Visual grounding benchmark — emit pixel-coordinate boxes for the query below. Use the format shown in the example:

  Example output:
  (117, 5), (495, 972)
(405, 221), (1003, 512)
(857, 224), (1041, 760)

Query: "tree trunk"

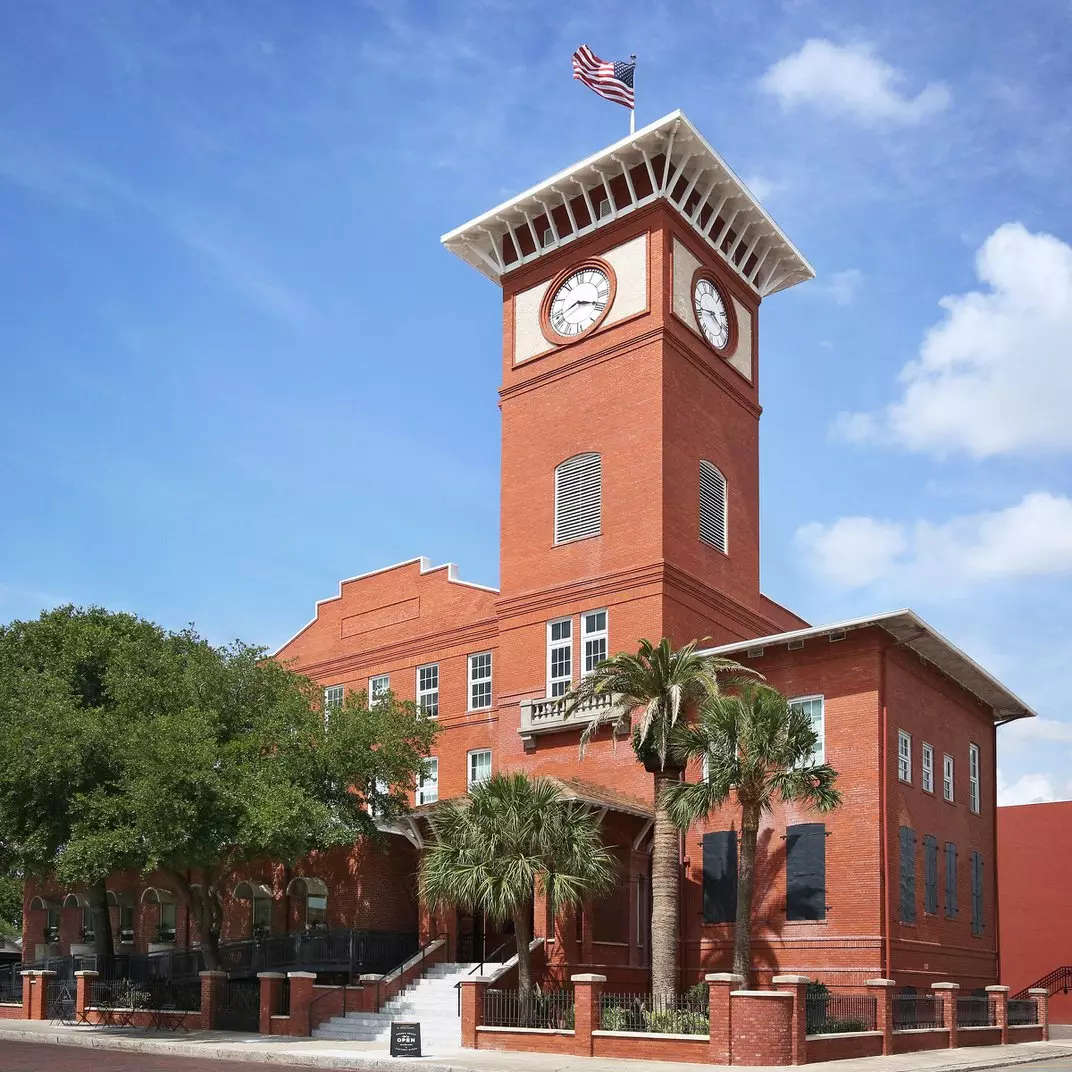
(88, 878), (113, 961)
(651, 768), (681, 1000)
(732, 803), (761, 980)
(512, 905), (534, 998)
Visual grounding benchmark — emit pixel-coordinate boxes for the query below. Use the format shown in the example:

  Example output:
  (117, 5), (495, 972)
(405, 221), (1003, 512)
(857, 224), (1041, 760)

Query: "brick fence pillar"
(286, 971), (317, 1036)
(20, 972), (34, 1019)
(27, 971), (54, 1020)
(459, 978), (487, 1048)
(75, 970), (98, 1023)
(867, 979), (897, 1055)
(1029, 988), (1049, 1041)
(258, 972), (286, 1035)
(571, 973), (605, 1057)
(358, 972), (385, 1013)
(199, 970), (227, 1030)
(986, 984), (1009, 1044)
(707, 973), (743, 1064)
(933, 982), (959, 1048)
(773, 975), (810, 1065)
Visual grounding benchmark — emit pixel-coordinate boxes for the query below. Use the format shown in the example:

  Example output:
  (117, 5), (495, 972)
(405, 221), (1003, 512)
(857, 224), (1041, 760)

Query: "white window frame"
(547, 617), (573, 698)
(789, 695), (825, 765)
(922, 743), (934, 793)
(323, 684), (344, 720)
(467, 749), (492, 789)
(416, 663), (439, 719)
(417, 757), (439, 805)
(898, 730), (912, 783)
(467, 652), (493, 712)
(943, 754), (955, 802)
(581, 609), (608, 677)
(369, 674), (390, 706)
(969, 744), (980, 813)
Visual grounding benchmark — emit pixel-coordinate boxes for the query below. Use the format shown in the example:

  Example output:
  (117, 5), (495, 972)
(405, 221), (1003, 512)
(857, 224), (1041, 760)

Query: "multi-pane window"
(554, 453), (602, 544)
(922, 743), (934, 793)
(82, 905), (95, 941)
(582, 610), (608, 675)
(417, 664), (439, 719)
(548, 618), (573, 697)
(969, 744), (980, 813)
(468, 749), (492, 789)
(323, 684), (344, 722)
(119, 904), (135, 942)
(306, 894), (327, 929)
(252, 896), (272, 936)
(699, 461), (728, 552)
(898, 730), (912, 783)
(158, 902), (177, 941)
(417, 757), (439, 805)
(943, 754), (955, 802)
(468, 652), (493, 711)
(789, 696), (825, 764)
(369, 675), (390, 706)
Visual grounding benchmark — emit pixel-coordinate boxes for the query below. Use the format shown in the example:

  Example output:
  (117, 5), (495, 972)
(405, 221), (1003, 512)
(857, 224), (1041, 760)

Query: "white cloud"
(817, 268), (862, 306)
(742, 174), (781, 203)
(997, 769), (1072, 806)
(759, 40), (951, 126)
(1001, 717), (1072, 748)
(837, 223), (1072, 457)
(795, 492), (1072, 591)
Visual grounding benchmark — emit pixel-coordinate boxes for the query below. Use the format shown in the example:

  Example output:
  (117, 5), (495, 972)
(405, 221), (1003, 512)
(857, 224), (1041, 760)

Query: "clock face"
(694, 277), (731, 351)
(548, 267), (611, 338)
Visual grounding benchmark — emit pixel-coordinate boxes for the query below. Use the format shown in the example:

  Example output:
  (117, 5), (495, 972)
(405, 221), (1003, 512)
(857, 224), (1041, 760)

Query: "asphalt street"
(0, 1040), (322, 1071)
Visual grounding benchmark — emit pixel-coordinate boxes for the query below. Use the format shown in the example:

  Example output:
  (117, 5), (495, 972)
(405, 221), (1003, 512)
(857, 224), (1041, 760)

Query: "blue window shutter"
(971, 852), (984, 935)
(923, 836), (938, 915)
(899, 826), (916, 923)
(786, 823), (826, 921)
(702, 831), (737, 924)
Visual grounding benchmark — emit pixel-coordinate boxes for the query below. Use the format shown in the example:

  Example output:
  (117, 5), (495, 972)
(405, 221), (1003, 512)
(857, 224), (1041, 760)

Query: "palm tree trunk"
(732, 803), (761, 980)
(513, 906), (534, 998)
(651, 769), (681, 1000)
(88, 878), (113, 961)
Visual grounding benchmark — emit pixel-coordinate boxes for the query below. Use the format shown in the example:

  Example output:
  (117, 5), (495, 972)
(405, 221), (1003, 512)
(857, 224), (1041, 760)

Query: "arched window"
(699, 461), (728, 552)
(554, 453), (602, 544)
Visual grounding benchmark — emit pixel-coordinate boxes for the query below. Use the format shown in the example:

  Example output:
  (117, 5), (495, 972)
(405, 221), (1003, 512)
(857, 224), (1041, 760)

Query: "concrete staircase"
(312, 962), (500, 1052)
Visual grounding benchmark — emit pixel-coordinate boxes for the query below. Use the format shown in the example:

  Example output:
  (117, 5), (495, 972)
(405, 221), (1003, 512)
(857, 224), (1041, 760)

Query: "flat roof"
(699, 609), (1035, 725)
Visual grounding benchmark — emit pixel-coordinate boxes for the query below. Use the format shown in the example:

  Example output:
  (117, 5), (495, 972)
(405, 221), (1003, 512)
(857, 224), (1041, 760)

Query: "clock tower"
(442, 110), (813, 718)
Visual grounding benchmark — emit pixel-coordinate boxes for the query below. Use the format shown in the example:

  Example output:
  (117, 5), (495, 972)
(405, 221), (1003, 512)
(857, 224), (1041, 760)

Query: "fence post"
(773, 975), (810, 1065)
(359, 973), (385, 1013)
(286, 971), (317, 1036)
(75, 970), (98, 1023)
(867, 979), (897, 1054)
(1029, 988), (1049, 1041)
(707, 972), (743, 1064)
(258, 972), (286, 1035)
(199, 970), (227, 1030)
(30, 971), (55, 1020)
(20, 972), (34, 1019)
(932, 982), (959, 1048)
(986, 985), (1009, 1044)
(459, 978), (487, 1048)
(570, 973), (605, 1057)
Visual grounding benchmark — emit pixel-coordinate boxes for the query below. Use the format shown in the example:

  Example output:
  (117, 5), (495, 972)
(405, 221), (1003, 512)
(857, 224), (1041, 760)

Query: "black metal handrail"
(467, 935), (518, 978)
(1012, 965), (1072, 1000)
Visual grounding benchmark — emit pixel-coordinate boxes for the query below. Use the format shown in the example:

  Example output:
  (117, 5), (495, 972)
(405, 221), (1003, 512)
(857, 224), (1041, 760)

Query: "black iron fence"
(957, 996), (996, 1027)
(806, 993), (877, 1034)
(0, 974), (21, 1004)
(1008, 999), (1039, 1026)
(275, 978), (290, 1017)
(483, 988), (575, 1030)
(893, 993), (944, 1030)
(599, 991), (710, 1035)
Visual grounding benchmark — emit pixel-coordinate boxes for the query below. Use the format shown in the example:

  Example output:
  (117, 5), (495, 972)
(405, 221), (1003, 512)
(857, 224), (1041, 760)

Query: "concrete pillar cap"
(732, 990), (792, 998)
(865, 979), (898, 987)
(1028, 988), (1049, 996)
(286, 971), (318, 979)
(931, 982), (960, 990)
(257, 972), (287, 979)
(74, 970), (100, 977)
(199, 970), (228, 978)
(772, 975), (811, 984)
(358, 973), (385, 983)
(570, 973), (607, 983)
(705, 973), (745, 984)
(985, 985), (1011, 993)
(36, 970), (57, 977)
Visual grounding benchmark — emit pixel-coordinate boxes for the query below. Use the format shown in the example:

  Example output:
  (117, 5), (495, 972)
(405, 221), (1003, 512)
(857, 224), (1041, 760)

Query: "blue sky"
(2, 0), (1070, 803)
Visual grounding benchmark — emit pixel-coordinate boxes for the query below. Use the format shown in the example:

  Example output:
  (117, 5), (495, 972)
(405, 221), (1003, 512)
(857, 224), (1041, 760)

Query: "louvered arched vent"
(699, 461), (728, 552)
(554, 453), (602, 544)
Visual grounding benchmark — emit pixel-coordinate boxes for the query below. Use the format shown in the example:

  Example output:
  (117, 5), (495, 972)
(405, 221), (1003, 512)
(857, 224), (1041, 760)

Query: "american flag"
(572, 45), (635, 110)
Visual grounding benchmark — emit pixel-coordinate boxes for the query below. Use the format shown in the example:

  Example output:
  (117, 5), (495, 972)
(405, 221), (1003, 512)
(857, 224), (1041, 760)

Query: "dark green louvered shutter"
(971, 852), (984, 935)
(945, 842), (958, 919)
(899, 826), (916, 922)
(786, 823), (827, 921)
(703, 831), (738, 924)
(923, 835), (938, 915)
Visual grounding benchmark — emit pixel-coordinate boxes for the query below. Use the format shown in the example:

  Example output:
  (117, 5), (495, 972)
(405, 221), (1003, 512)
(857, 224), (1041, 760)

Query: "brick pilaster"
(459, 978), (487, 1048)
(933, 982), (959, 1048)
(1029, 988), (1049, 1041)
(20, 972), (33, 1018)
(258, 972), (286, 1034)
(707, 973), (743, 1064)
(199, 970), (227, 1030)
(26, 971), (54, 1020)
(286, 971), (317, 1036)
(867, 978), (897, 1054)
(986, 984), (1009, 1044)
(571, 972), (605, 1057)
(773, 974), (811, 1065)
(75, 970), (98, 1022)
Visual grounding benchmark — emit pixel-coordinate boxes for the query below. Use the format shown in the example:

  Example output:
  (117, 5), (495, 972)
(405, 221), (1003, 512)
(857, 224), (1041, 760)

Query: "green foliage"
(685, 981), (710, 1005)
(818, 1018), (867, 1035)
(600, 1005), (634, 1031)
(644, 1008), (710, 1035)
(0, 874), (22, 940)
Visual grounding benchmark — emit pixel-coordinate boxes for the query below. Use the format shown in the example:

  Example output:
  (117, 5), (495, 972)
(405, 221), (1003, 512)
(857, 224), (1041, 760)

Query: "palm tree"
(662, 682), (842, 978)
(419, 772), (616, 997)
(562, 637), (749, 999)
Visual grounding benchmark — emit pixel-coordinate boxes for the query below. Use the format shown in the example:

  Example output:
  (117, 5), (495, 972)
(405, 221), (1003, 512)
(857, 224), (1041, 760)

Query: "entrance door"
(456, 910), (484, 964)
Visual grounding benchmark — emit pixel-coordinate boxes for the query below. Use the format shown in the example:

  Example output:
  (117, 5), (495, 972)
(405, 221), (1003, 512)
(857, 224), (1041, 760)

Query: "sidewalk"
(0, 1020), (1068, 1072)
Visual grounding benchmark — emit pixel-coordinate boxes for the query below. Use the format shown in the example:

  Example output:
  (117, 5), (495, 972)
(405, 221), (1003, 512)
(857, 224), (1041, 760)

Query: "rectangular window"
(943, 754), (955, 802)
(899, 825), (916, 923)
(547, 618), (573, 698)
(789, 696), (825, 764)
(898, 731), (912, 783)
(159, 902), (177, 940)
(923, 834), (938, 915)
(945, 842), (958, 919)
(922, 743), (934, 793)
(306, 895), (327, 929)
(416, 664), (439, 719)
(969, 744), (980, 813)
(971, 851), (984, 935)
(468, 652), (493, 711)
(468, 749), (492, 789)
(786, 823), (827, 921)
(119, 904), (134, 942)
(82, 906), (95, 941)
(417, 757), (439, 805)
(323, 684), (344, 715)
(582, 610), (608, 675)
(252, 896), (272, 935)
(369, 674), (390, 706)
(702, 831), (737, 924)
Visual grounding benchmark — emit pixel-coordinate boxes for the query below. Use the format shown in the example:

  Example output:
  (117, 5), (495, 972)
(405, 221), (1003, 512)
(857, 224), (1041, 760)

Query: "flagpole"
(629, 54), (636, 134)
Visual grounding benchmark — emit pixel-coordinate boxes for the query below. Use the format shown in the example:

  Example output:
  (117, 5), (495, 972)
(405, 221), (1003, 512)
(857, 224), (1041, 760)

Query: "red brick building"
(24, 111), (1034, 992)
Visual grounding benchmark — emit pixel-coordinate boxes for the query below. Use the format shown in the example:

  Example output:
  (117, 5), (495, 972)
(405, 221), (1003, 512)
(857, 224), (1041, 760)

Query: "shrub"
(685, 981), (710, 1005)
(644, 1008), (710, 1035)
(601, 1005), (634, 1031)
